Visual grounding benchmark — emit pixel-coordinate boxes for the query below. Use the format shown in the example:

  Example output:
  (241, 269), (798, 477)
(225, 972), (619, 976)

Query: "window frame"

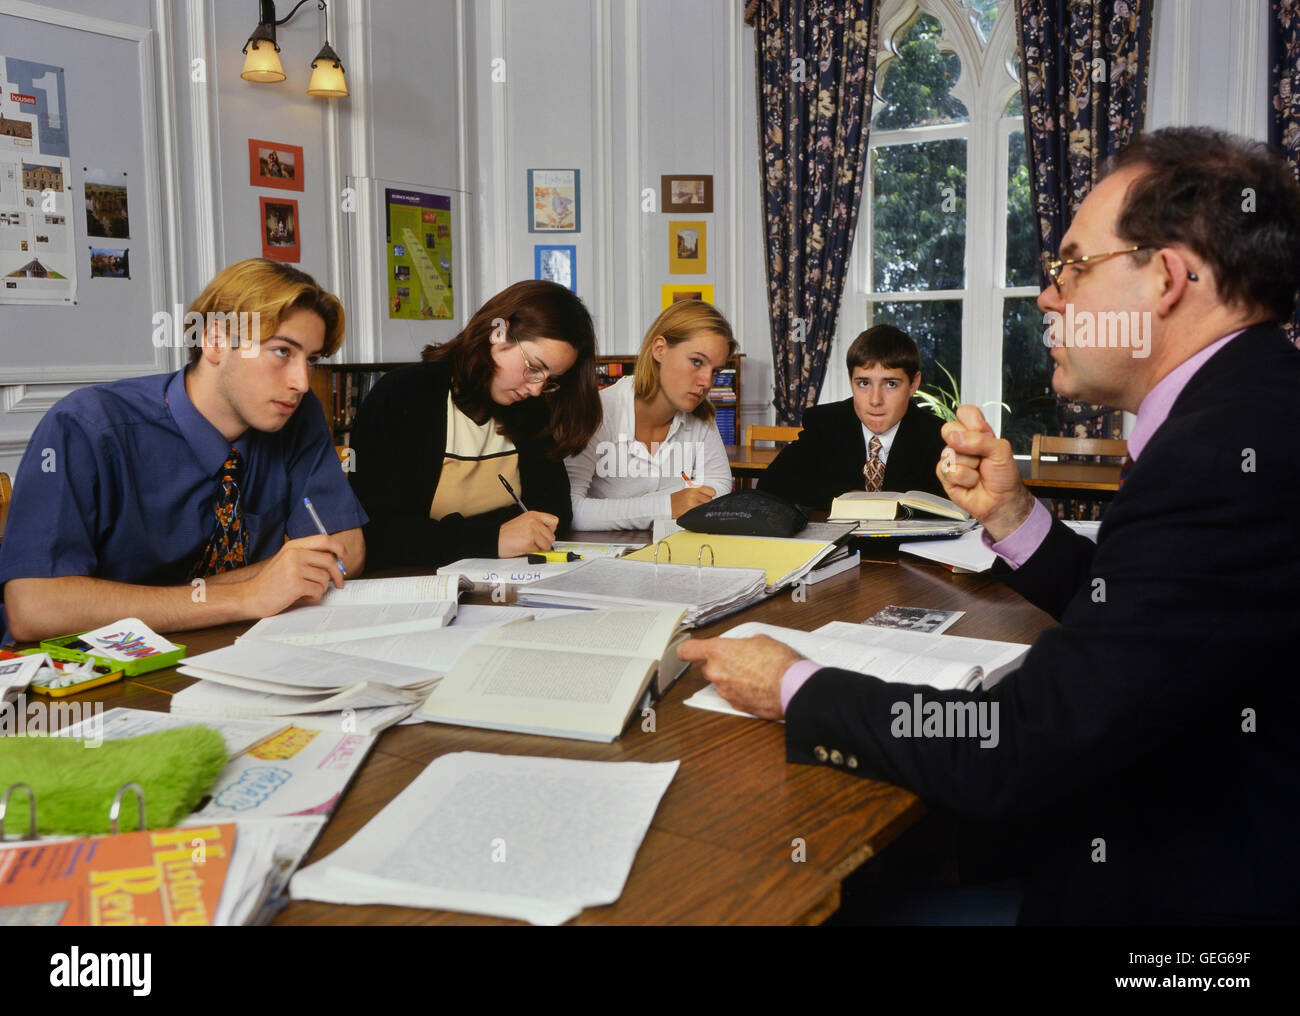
(827, 0), (1039, 440)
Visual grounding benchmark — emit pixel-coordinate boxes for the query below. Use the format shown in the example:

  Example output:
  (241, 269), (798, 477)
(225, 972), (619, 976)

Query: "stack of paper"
(517, 556), (767, 627)
(178, 641), (439, 712)
(685, 618), (1030, 718)
(290, 751), (678, 925)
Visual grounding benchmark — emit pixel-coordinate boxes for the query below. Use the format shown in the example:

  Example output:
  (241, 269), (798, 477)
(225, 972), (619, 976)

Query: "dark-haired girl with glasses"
(350, 280), (602, 569)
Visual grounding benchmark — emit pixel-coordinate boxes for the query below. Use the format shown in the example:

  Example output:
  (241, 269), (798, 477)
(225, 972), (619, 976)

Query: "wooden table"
(1020, 460), (1123, 501)
(726, 444), (780, 487)
(28, 547), (1056, 925)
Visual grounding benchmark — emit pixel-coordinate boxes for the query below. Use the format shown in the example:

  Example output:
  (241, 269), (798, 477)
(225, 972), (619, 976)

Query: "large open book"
(417, 606), (689, 742)
(685, 618), (1030, 719)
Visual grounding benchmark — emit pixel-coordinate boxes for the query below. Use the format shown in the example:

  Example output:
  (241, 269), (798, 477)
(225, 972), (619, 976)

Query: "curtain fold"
(1015, 0), (1153, 449)
(1269, 0), (1300, 343)
(754, 0), (880, 425)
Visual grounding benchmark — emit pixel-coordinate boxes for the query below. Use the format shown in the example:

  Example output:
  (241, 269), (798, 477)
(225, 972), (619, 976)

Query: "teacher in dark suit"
(682, 127), (1300, 924)
(758, 325), (946, 510)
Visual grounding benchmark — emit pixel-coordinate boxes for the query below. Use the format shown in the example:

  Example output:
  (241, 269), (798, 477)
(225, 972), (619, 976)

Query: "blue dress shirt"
(0, 368), (366, 602)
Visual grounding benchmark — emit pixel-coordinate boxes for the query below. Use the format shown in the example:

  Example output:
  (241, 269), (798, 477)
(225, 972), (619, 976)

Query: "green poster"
(385, 188), (452, 319)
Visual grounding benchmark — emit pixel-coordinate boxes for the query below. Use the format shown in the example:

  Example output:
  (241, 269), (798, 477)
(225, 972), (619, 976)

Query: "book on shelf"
(417, 605), (689, 742)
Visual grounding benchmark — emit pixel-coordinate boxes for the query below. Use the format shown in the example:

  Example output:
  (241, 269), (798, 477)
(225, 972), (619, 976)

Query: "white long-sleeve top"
(565, 376), (733, 529)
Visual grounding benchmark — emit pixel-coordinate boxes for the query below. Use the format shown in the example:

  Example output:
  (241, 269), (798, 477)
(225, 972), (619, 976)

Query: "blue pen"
(303, 497), (347, 575)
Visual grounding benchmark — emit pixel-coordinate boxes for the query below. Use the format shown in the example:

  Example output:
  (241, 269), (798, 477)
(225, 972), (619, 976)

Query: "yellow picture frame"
(668, 220), (706, 274)
(660, 284), (715, 308)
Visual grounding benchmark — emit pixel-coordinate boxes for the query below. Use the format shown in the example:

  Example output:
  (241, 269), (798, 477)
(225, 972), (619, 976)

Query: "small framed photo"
(528, 169), (580, 232)
(260, 196), (300, 262)
(534, 244), (577, 291)
(661, 283), (715, 308)
(661, 174), (713, 213)
(668, 220), (706, 274)
(248, 138), (304, 191)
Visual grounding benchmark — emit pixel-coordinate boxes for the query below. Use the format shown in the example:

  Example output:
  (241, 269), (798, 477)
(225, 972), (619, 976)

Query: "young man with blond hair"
(1, 258), (365, 642)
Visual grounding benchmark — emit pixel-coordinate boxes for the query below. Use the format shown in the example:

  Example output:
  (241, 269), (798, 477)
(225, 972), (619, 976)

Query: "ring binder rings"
(110, 782), (146, 835)
(1, 780), (149, 841)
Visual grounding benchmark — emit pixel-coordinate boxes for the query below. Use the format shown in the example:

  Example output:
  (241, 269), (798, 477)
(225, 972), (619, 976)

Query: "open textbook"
(290, 751), (678, 925)
(685, 619), (1030, 719)
(418, 606), (689, 742)
(241, 575), (469, 645)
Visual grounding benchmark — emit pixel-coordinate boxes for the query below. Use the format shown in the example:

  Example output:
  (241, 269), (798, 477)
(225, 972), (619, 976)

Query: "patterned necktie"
(863, 435), (885, 492)
(189, 448), (250, 579)
(1118, 454), (1134, 488)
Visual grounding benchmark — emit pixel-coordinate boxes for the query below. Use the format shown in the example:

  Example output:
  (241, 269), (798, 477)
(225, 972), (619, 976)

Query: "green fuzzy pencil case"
(0, 727), (227, 837)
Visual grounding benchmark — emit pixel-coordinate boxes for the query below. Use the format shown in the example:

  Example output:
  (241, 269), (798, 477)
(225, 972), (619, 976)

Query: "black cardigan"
(348, 361), (572, 570)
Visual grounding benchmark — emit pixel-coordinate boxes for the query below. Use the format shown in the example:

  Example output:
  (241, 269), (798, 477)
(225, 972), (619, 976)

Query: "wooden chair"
(744, 424), (803, 447)
(735, 425), (802, 489)
(0, 471), (11, 545)
(1030, 434), (1128, 464)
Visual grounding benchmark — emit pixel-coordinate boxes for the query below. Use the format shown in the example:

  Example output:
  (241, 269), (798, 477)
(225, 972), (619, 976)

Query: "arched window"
(828, 0), (1052, 451)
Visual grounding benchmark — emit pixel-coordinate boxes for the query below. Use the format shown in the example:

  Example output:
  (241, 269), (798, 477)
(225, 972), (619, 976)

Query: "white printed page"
(814, 621), (1028, 683)
(242, 601), (458, 644)
(419, 645), (655, 741)
(181, 640), (438, 690)
(724, 622), (978, 691)
(482, 606), (684, 660)
(290, 751), (679, 925)
(170, 681), (417, 732)
(54, 705), (287, 757)
(319, 575), (463, 605)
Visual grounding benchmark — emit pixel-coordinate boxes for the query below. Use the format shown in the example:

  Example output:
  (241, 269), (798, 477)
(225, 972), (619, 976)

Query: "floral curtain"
(749, 0), (881, 425)
(1270, 0), (1300, 344)
(1015, 1), (1153, 445)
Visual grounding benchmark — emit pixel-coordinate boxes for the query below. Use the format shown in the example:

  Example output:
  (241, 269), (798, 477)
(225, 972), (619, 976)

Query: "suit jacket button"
(829, 750), (844, 765)
(846, 755), (859, 769)
(814, 745), (829, 762)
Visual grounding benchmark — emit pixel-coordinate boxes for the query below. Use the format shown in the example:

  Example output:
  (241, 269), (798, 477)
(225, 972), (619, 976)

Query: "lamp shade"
(307, 42), (348, 97)
(241, 38), (285, 83)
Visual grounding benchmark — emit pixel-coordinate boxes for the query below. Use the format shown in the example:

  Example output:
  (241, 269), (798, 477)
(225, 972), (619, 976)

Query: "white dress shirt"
(565, 376), (733, 529)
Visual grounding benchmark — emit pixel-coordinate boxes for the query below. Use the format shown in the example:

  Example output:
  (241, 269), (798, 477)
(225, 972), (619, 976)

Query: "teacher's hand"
(937, 405), (1035, 542)
(678, 634), (804, 720)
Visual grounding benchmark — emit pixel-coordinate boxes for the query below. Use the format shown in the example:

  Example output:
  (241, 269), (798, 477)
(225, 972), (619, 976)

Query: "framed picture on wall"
(661, 174), (713, 213)
(661, 283), (715, 308)
(528, 169), (580, 232)
(248, 138), (304, 191)
(260, 196), (300, 262)
(668, 220), (706, 274)
(534, 244), (577, 291)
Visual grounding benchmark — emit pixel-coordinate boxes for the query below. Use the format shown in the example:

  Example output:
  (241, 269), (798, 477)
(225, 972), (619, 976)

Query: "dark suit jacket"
(757, 400), (947, 510)
(349, 361), (571, 570)
(785, 324), (1300, 923)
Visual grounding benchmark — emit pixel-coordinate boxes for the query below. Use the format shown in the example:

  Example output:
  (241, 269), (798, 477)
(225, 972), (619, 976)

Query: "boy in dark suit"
(758, 325), (946, 510)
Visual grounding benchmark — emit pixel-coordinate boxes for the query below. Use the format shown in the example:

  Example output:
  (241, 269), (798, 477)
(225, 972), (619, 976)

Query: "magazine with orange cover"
(0, 823), (235, 925)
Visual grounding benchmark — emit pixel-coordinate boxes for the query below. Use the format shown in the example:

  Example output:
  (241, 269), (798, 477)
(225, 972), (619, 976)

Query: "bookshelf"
(309, 363), (412, 444)
(595, 354), (743, 444)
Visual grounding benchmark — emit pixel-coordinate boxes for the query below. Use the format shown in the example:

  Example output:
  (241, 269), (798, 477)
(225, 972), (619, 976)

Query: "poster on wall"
(0, 55), (77, 305)
(385, 187), (453, 319)
(534, 244), (575, 292)
(527, 169), (579, 232)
